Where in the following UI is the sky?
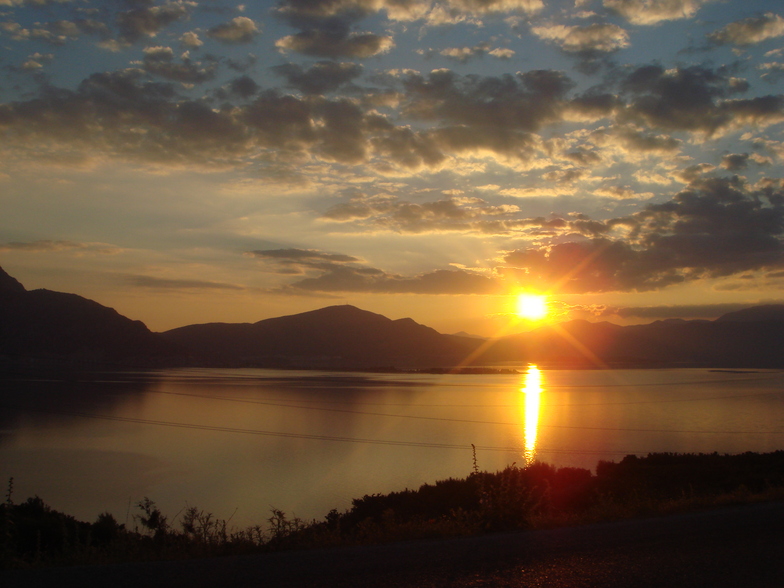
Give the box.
[1,0,784,337]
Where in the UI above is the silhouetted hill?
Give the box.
[0,267,177,367]
[0,266,26,294]
[163,305,479,368]
[2,267,782,369]
[715,304,784,323]
[478,309,784,368]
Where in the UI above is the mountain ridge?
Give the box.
[1,266,782,369]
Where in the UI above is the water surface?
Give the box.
[1,367,782,528]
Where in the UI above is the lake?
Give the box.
[1,367,783,529]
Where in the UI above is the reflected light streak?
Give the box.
[522,364,542,464]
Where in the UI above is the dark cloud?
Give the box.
[720,153,750,171]
[141,46,217,84]
[619,64,784,136]
[0,240,119,254]
[401,69,573,128]
[273,0,377,29]
[563,146,602,166]
[273,0,393,58]
[321,195,528,233]
[248,245,503,295]
[275,30,394,58]
[0,72,389,166]
[0,69,257,164]
[614,126,680,153]
[6,18,111,46]
[249,248,361,264]
[597,302,784,321]
[116,1,192,44]
[502,176,784,293]
[0,56,775,179]
[397,69,602,161]
[272,61,363,95]
[369,125,445,170]
[286,267,502,295]
[620,64,732,133]
[226,75,260,99]
[128,275,245,290]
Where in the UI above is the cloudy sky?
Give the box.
[2,0,784,336]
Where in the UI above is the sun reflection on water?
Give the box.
[521,364,542,464]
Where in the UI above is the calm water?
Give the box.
[1,367,783,528]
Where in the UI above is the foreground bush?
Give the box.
[2,451,784,569]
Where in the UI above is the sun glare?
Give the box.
[516,294,549,321]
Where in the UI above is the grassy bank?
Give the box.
[3,451,784,569]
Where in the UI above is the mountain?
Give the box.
[486,310,784,368]
[715,305,784,323]
[1,266,782,369]
[162,305,480,368]
[0,267,177,367]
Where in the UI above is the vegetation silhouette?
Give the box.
[2,451,783,569]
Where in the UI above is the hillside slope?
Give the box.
[0,267,177,367]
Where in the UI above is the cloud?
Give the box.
[603,0,712,26]
[720,153,750,171]
[586,125,681,163]
[0,58,771,180]
[249,247,504,294]
[272,61,363,95]
[501,176,784,293]
[273,0,543,26]
[273,0,394,58]
[759,62,784,84]
[438,0,543,17]
[0,0,74,5]
[594,184,652,200]
[402,68,574,129]
[0,18,105,45]
[127,275,245,291]
[248,248,361,268]
[207,16,260,44]
[20,52,54,70]
[596,302,784,320]
[179,31,203,49]
[116,1,193,44]
[395,69,612,163]
[140,46,217,84]
[530,22,629,55]
[419,43,515,63]
[275,30,394,58]
[619,64,784,136]
[273,0,380,24]
[708,13,784,47]
[0,72,383,167]
[0,240,120,254]
[288,266,504,295]
[320,194,587,236]
[224,75,260,99]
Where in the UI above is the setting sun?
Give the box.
[516,294,549,321]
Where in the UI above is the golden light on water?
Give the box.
[521,364,543,464]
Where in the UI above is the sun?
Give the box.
[515,294,549,321]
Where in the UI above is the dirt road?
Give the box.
[3,501,783,587]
